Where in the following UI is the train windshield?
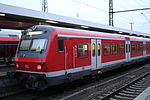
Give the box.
[19,39,47,52]
[19,40,31,51]
[31,39,47,52]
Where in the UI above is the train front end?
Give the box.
[14,25,51,90]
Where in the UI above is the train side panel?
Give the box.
[146,42,150,55]
[101,39,126,63]
[130,41,143,58]
[0,37,19,64]
[46,30,91,72]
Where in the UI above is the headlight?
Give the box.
[37,65,42,70]
[16,63,19,68]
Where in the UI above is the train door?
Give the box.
[91,39,102,70]
[64,39,73,69]
[126,40,130,61]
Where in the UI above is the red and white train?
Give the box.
[0,34,19,65]
[13,25,150,90]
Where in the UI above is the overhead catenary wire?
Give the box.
[113,8,150,13]
[141,12,150,22]
[71,0,108,12]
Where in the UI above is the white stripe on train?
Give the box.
[16,56,148,78]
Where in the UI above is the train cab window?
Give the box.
[112,44,118,54]
[19,40,31,51]
[104,44,110,55]
[78,44,88,58]
[120,44,125,54]
[98,44,101,56]
[92,44,96,56]
[31,39,47,52]
[58,39,64,52]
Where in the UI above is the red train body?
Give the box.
[0,34,19,65]
[14,25,150,90]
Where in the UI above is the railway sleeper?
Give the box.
[134,82,146,86]
[136,81,145,84]
[114,95,133,100]
[109,98,118,100]
[122,90,140,95]
[102,93,111,96]
[131,84,147,88]
[125,88,143,92]
[118,92,138,97]
[128,86,145,90]
[96,96,103,99]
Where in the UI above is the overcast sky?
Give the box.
[0,0,150,34]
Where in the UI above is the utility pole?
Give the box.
[42,0,48,12]
[109,0,114,26]
[109,0,150,27]
[129,22,134,30]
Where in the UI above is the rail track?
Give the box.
[61,64,150,100]
[0,75,26,99]
[0,63,150,100]
[90,69,150,100]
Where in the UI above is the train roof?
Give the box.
[0,32,19,42]
[0,3,150,38]
[34,25,150,42]
[0,34,18,38]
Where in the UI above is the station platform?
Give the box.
[0,64,15,76]
[134,87,150,100]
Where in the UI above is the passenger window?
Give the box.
[112,44,118,54]
[92,44,96,56]
[58,39,64,52]
[98,44,100,56]
[132,44,136,52]
[104,44,110,55]
[120,44,124,54]
[126,44,128,53]
[136,44,138,52]
[78,44,88,58]
[140,44,143,51]
[147,44,150,50]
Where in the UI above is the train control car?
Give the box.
[13,25,150,90]
[0,34,19,65]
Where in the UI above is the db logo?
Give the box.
[25,64,30,68]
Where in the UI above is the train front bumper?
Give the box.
[7,71,48,90]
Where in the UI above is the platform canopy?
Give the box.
[0,3,150,38]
